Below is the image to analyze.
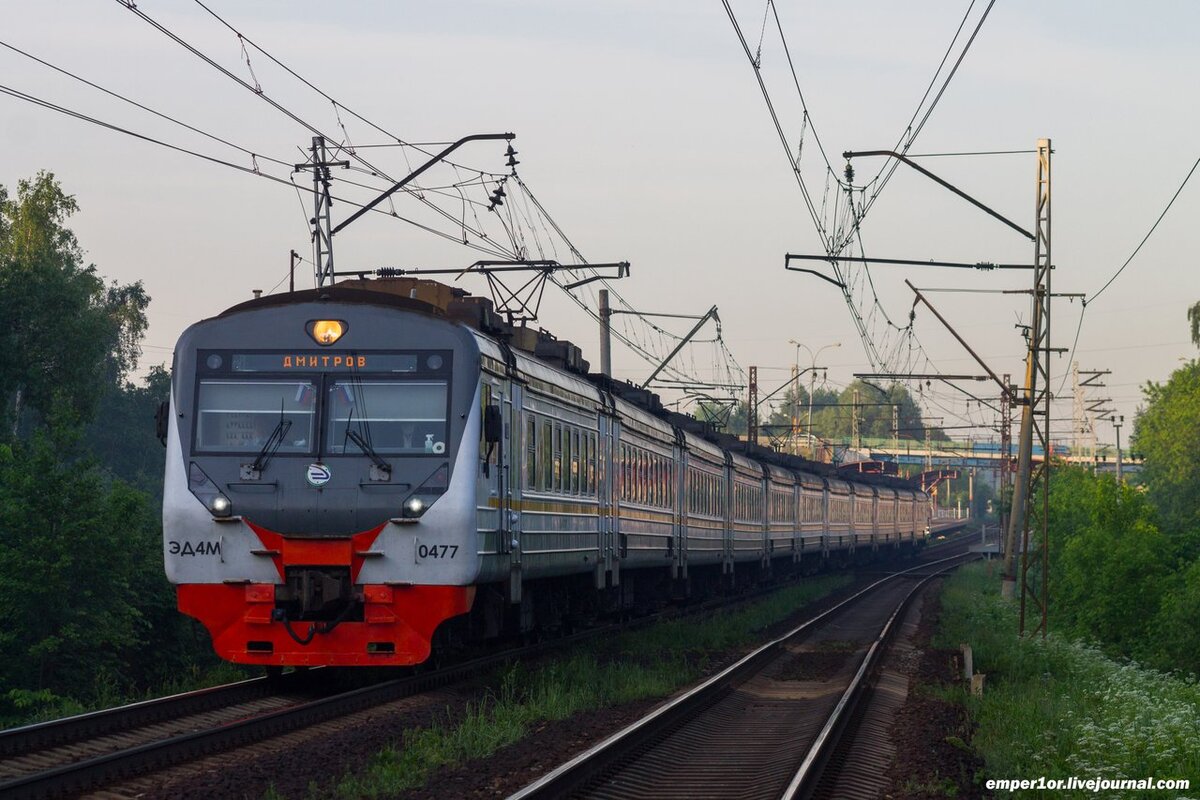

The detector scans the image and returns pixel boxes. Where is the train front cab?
[163,294,484,667]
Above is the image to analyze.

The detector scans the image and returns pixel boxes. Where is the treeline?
[0,174,216,724]
[1039,355,1200,675]
[699,379,950,443]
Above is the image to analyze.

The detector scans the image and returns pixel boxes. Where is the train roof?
[220,279,925,494]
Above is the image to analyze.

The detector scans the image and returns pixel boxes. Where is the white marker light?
[209,494,233,517]
[403,496,426,518]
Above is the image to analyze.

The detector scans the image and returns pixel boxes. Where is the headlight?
[309,319,346,345]
[403,496,426,518]
[209,494,233,517]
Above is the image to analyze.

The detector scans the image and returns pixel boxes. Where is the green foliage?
[791,380,946,444]
[84,365,171,496]
[1132,359,1200,546]
[1150,558,1200,674]
[0,172,210,724]
[936,564,1200,794]
[0,172,148,438]
[1038,463,1199,674]
[0,432,149,706]
[1052,474,1169,658]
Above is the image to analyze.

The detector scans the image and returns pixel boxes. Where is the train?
[160,277,932,667]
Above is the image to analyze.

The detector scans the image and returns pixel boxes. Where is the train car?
[728,451,766,565]
[824,477,853,552]
[897,489,916,544]
[797,472,825,556]
[615,402,678,573]
[765,464,796,562]
[876,487,898,546]
[850,483,875,549]
[680,431,727,573]
[161,279,929,668]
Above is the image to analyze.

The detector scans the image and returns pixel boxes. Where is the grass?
[313,573,853,799]
[935,562,1200,799]
[1,661,253,728]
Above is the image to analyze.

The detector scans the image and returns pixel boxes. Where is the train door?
[479,378,518,602]
[598,394,619,589]
[500,381,520,603]
[722,451,734,575]
[673,430,688,581]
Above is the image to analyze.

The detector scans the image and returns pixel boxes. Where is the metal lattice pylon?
[1015,139,1053,638]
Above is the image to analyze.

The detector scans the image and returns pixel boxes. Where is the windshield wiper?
[347,428,391,475]
[251,406,291,475]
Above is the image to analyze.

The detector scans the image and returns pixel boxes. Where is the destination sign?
[229,353,419,372]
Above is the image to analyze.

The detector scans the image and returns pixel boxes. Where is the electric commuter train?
[161,279,931,667]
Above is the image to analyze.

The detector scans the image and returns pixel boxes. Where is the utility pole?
[925,426,932,471]
[852,388,861,451]
[1081,368,1110,472]
[892,404,899,453]
[1071,362,1085,458]
[791,362,801,455]
[289,249,300,293]
[1110,414,1125,482]
[294,135,349,287]
[747,366,759,444]
[299,131,513,288]
[599,289,612,377]
[1009,139,1054,639]
[969,467,975,518]
[999,373,1012,540]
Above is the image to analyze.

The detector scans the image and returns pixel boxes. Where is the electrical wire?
[188,0,506,177]
[0,38,293,171]
[1057,150,1200,392]
[1089,152,1200,305]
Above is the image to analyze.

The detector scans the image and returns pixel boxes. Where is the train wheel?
[265,665,284,688]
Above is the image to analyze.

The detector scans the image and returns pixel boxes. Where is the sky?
[3,0,1198,450]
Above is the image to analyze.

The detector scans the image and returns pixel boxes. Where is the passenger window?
[570,429,580,494]
[541,420,552,491]
[525,416,536,489]
[553,423,563,492]
[587,434,596,495]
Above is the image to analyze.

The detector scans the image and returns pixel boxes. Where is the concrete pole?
[807,369,816,450]
[791,363,800,455]
[1114,415,1124,482]
[599,289,612,378]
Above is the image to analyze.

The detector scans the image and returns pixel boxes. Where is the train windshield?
[194,380,317,453]
[326,380,449,455]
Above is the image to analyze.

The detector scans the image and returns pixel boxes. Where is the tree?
[802,381,941,443]
[0,432,151,705]
[85,366,171,496]
[1131,360,1200,547]
[1046,470,1170,658]
[1151,558,1200,676]
[0,174,206,720]
[0,172,148,438]
[1188,301,1200,347]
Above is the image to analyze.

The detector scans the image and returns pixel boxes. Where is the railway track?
[0,537,973,799]
[507,549,972,800]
